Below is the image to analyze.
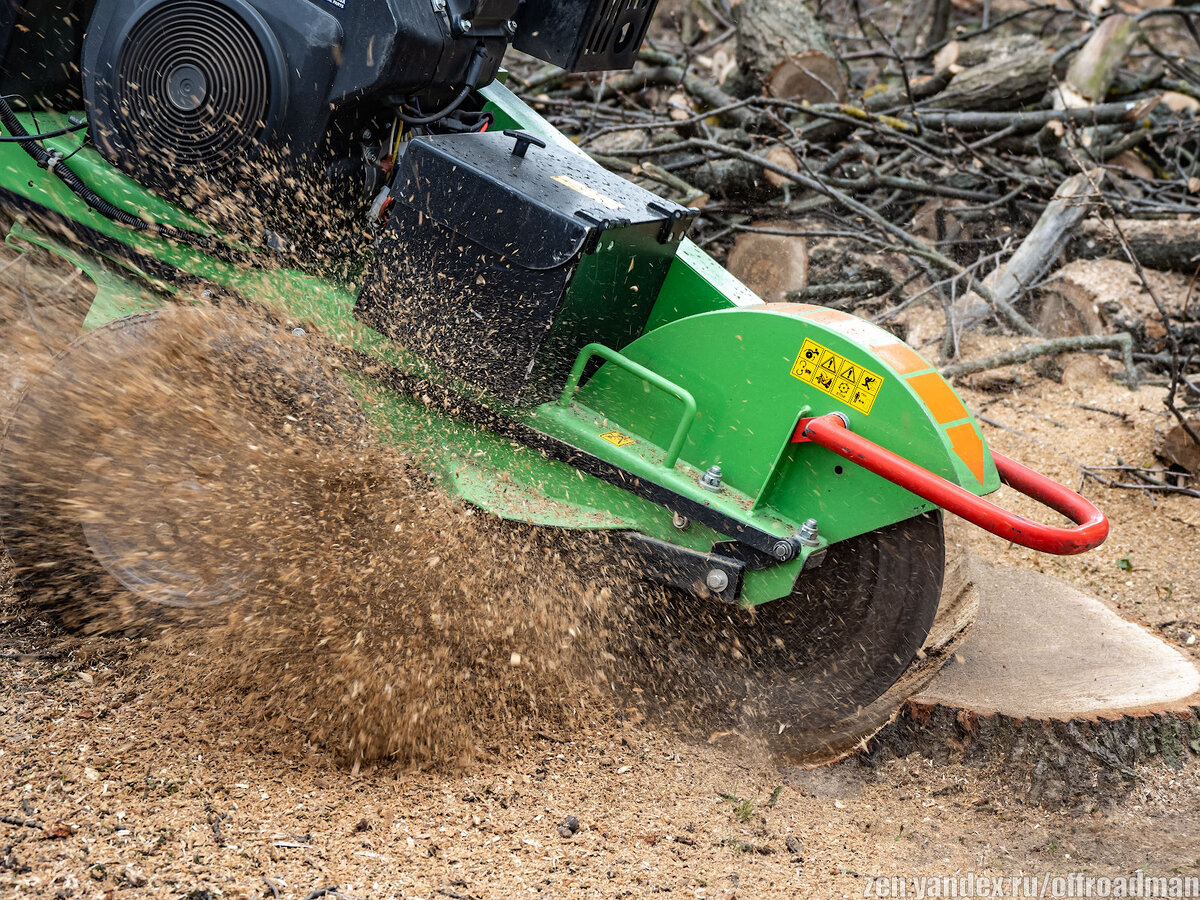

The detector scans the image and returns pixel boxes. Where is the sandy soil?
[3,244,1200,899]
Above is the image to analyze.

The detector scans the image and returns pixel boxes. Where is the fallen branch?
[1081,466,1200,499]
[682,138,1040,334]
[940,333,1137,386]
[907,102,1148,134]
[959,171,1107,333]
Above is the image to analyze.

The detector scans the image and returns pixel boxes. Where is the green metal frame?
[0,81,1001,606]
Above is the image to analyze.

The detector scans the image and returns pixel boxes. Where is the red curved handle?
[801,413,1109,555]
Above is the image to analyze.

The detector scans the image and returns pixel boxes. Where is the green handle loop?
[559,342,697,469]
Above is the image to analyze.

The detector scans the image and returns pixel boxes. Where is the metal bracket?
[622,533,745,604]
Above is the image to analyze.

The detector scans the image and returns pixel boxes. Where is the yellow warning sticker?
[552,175,624,211]
[600,430,637,448]
[790,338,885,414]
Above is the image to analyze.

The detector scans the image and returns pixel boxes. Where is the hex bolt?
[672,512,690,530]
[797,518,821,547]
[706,569,730,592]
[700,465,724,492]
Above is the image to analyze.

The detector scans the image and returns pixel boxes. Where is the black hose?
[397,42,491,127]
[0,120,87,142]
[397,85,473,126]
[0,97,237,258]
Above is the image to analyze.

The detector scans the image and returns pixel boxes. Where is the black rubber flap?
[394,131,689,271]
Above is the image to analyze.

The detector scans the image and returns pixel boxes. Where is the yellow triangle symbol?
[821,354,839,372]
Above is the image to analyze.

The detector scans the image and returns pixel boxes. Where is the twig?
[1087,464,1193,480]
[1081,467,1200,498]
[1,814,40,829]
[262,877,282,900]
[1071,403,1130,420]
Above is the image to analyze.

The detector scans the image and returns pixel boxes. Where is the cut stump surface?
[859,557,1200,799]
[914,560,1200,718]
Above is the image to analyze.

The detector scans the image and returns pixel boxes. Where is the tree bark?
[1062,15,1142,106]
[930,41,1052,110]
[725,222,808,303]
[958,171,1106,333]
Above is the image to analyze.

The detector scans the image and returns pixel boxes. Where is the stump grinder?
[0,0,1109,744]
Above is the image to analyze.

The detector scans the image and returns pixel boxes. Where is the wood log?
[686,157,777,201]
[1057,352,1116,390]
[1033,257,1176,351]
[933,33,1044,72]
[929,40,1052,110]
[1061,15,1142,107]
[1036,258,1121,337]
[1071,217,1200,274]
[764,51,846,103]
[761,145,799,188]
[732,0,835,89]
[900,0,951,56]
[857,558,1200,803]
[725,221,808,302]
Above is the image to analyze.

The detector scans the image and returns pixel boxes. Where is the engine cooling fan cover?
[86,0,285,181]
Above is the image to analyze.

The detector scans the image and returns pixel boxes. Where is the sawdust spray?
[1,301,635,768]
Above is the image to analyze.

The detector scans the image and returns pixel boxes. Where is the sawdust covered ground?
[3,246,1200,898]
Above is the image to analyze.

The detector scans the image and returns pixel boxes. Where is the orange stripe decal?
[907,371,969,425]
[946,422,986,485]
[802,307,854,325]
[767,302,820,315]
[871,342,931,376]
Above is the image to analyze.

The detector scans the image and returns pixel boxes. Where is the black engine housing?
[82,0,518,187]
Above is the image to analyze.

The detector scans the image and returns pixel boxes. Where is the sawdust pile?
[1,305,624,767]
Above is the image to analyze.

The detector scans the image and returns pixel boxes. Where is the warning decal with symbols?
[600,430,637,447]
[790,338,886,414]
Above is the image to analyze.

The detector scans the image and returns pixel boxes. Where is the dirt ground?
[3,247,1200,899]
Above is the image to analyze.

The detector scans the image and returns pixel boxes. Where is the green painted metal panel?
[566,303,1000,548]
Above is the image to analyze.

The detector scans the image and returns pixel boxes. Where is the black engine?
[81,0,521,187]
[0,0,659,199]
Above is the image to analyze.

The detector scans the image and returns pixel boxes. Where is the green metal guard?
[559,342,697,469]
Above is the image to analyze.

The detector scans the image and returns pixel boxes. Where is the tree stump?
[858,558,1200,803]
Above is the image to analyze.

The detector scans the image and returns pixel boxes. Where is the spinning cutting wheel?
[0,308,360,623]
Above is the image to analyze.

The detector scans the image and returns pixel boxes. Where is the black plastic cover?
[513,0,660,72]
[356,131,696,403]
[394,130,687,270]
[0,0,93,104]
[81,0,517,182]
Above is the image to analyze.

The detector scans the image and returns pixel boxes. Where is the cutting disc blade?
[613,511,951,760]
